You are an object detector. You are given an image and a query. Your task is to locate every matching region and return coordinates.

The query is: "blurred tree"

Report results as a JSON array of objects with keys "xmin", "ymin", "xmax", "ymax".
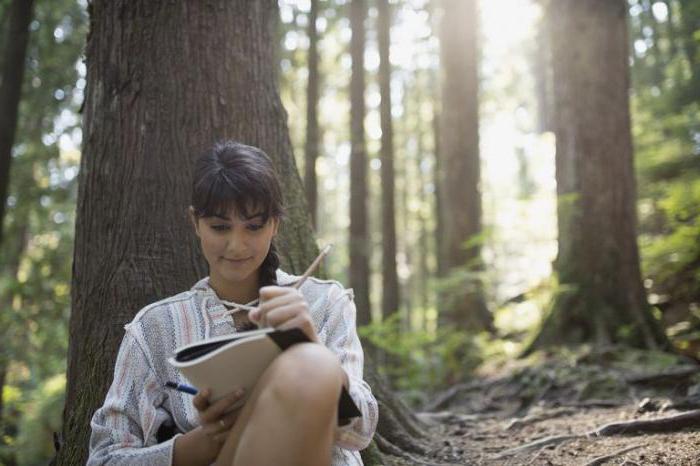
[
  {"xmin": 0, "ymin": 0, "xmax": 84, "ymax": 462},
  {"xmin": 304, "ymin": 0, "xmax": 321, "ymax": 229},
  {"xmin": 0, "ymin": 0, "xmax": 34, "ymax": 244},
  {"xmin": 349, "ymin": 0, "xmax": 372, "ymax": 325},
  {"xmin": 529, "ymin": 0, "xmax": 669, "ymax": 351},
  {"xmin": 437, "ymin": 0, "xmax": 492, "ymax": 332},
  {"xmin": 377, "ymin": 0, "xmax": 399, "ymax": 320}
]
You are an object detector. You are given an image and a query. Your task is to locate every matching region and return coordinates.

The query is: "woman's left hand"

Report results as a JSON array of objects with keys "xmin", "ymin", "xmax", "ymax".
[{"xmin": 250, "ymin": 286, "xmax": 319, "ymax": 342}]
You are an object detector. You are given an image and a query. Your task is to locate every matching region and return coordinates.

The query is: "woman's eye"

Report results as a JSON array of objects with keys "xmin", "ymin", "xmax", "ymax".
[
  {"xmin": 247, "ymin": 223, "xmax": 264, "ymax": 231},
  {"xmin": 211, "ymin": 224, "xmax": 230, "ymax": 232}
]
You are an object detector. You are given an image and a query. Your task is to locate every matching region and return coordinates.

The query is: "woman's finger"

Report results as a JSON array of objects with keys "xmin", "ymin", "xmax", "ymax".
[
  {"xmin": 253, "ymin": 289, "xmax": 304, "ymax": 324},
  {"xmin": 265, "ymin": 303, "xmax": 305, "ymax": 328},
  {"xmin": 192, "ymin": 388, "xmax": 211, "ymax": 412},
  {"xmin": 199, "ymin": 388, "xmax": 245, "ymax": 423}
]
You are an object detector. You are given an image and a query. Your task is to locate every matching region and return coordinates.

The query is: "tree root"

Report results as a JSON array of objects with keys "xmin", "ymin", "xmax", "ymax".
[
  {"xmin": 592, "ymin": 408, "xmax": 700, "ymax": 435},
  {"xmin": 504, "ymin": 407, "xmax": 576, "ymax": 431},
  {"xmin": 582, "ymin": 444, "xmax": 644, "ymax": 466},
  {"xmin": 495, "ymin": 408, "xmax": 700, "ymax": 459}
]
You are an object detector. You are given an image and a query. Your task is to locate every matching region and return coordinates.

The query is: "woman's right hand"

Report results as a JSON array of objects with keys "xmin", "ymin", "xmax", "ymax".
[
  {"xmin": 172, "ymin": 387, "xmax": 246, "ymax": 466},
  {"xmin": 193, "ymin": 387, "xmax": 246, "ymax": 446}
]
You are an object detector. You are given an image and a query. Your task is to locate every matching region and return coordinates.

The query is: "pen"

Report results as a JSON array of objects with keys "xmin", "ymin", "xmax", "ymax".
[{"xmin": 164, "ymin": 381, "xmax": 198, "ymax": 395}]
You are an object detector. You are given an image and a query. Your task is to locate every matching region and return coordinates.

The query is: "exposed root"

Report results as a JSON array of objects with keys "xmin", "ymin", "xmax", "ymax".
[
  {"xmin": 592, "ymin": 408, "xmax": 700, "ymax": 436},
  {"xmin": 494, "ymin": 408, "xmax": 700, "ymax": 460},
  {"xmin": 583, "ymin": 444, "xmax": 644, "ymax": 466}
]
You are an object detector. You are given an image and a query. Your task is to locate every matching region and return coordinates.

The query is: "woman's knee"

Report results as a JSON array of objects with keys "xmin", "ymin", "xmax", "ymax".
[{"xmin": 263, "ymin": 343, "xmax": 344, "ymax": 406}]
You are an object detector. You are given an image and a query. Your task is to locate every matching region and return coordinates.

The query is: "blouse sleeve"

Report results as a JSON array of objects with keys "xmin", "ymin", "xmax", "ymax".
[
  {"xmin": 87, "ymin": 325, "xmax": 177, "ymax": 466},
  {"xmin": 320, "ymin": 284, "xmax": 379, "ymax": 451}
]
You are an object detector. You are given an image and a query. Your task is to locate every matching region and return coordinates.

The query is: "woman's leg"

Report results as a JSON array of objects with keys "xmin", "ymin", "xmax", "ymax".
[{"xmin": 215, "ymin": 342, "xmax": 344, "ymax": 466}]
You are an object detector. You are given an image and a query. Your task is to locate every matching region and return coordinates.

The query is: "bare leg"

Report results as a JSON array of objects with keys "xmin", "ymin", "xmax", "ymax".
[{"xmin": 215, "ymin": 343, "xmax": 343, "ymax": 466}]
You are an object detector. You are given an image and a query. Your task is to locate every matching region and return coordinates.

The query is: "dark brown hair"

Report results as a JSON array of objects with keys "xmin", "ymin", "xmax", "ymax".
[{"xmin": 192, "ymin": 141, "xmax": 285, "ymax": 286}]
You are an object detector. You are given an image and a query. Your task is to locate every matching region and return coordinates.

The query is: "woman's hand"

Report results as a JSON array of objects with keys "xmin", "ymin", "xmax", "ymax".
[
  {"xmin": 173, "ymin": 387, "xmax": 245, "ymax": 466},
  {"xmin": 250, "ymin": 286, "xmax": 319, "ymax": 342},
  {"xmin": 193, "ymin": 387, "xmax": 245, "ymax": 446}
]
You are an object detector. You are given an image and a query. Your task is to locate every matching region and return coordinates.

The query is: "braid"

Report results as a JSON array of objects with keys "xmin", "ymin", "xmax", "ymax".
[{"xmin": 259, "ymin": 241, "xmax": 280, "ymax": 287}]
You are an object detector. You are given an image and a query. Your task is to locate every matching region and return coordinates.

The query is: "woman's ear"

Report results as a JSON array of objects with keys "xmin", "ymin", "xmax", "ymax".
[
  {"xmin": 271, "ymin": 217, "xmax": 280, "ymax": 237},
  {"xmin": 188, "ymin": 206, "xmax": 200, "ymax": 237}
]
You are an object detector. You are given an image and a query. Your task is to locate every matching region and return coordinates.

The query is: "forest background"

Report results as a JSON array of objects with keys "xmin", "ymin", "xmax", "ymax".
[{"xmin": 0, "ymin": 0, "xmax": 699, "ymax": 464}]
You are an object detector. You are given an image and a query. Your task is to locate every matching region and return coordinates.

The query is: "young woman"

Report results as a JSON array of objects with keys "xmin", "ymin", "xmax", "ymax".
[{"xmin": 88, "ymin": 141, "xmax": 378, "ymax": 466}]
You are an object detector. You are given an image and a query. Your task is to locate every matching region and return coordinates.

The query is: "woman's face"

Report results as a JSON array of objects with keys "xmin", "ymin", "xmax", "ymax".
[{"xmin": 191, "ymin": 207, "xmax": 279, "ymax": 290}]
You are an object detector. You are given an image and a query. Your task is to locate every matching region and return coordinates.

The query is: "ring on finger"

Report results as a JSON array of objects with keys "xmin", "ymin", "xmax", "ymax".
[{"xmin": 219, "ymin": 419, "xmax": 226, "ymax": 428}]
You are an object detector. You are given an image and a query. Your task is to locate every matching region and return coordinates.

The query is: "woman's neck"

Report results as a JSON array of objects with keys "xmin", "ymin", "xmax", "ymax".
[{"xmin": 209, "ymin": 270, "xmax": 260, "ymax": 304}]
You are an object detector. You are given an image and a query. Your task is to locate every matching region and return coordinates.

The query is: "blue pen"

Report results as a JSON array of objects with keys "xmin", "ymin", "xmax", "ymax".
[{"xmin": 164, "ymin": 381, "xmax": 198, "ymax": 395}]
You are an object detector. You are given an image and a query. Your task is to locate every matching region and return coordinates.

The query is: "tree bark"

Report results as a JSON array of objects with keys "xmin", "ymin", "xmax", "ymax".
[
  {"xmin": 0, "ymin": 0, "xmax": 34, "ymax": 245},
  {"xmin": 57, "ymin": 2, "xmax": 317, "ymax": 464},
  {"xmin": 349, "ymin": 0, "xmax": 372, "ymax": 326},
  {"xmin": 527, "ymin": 0, "xmax": 670, "ymax": 352},
  {"xmin": 304, "ymin": 0, "xmax": 320, "ymax": 229},
  {"xmin": 437, "ymin": 0, "xmax": 492, "ymax": 332},
  {"xmin": 377, "ymin": 0, "xmax": 399, "ymax": 320}
]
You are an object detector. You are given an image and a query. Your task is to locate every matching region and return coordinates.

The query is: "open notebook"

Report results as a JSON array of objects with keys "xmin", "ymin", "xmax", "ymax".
[{"xmin": 168, "ymin": 327, "xmax": 361, "ymax": 421}]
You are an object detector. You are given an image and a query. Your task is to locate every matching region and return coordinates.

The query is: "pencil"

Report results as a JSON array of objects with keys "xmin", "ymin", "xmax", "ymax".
[{"xmin": 293, "ymin": 244, "xmax": 332, "ymax": 289}]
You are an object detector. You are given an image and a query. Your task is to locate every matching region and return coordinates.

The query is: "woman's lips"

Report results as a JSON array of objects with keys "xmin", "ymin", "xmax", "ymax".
[{"xmin": 222, "ymin": 257, "xmax": 251, "ymax": 263}]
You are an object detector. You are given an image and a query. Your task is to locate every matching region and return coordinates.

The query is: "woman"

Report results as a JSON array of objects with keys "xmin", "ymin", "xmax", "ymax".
[{"xmin": 88, "ymin": 141, "xmax": 378, "ymax": 466}]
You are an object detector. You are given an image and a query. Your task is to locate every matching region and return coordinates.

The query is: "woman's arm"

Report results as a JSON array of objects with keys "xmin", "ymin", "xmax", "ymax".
[
  {"xmin": 89, "ymin": 326, "xmax": 223, "ymax": 466},
  {"xmin": 88, "ymin": 328, "xmax": 176, "ymax": 465}
]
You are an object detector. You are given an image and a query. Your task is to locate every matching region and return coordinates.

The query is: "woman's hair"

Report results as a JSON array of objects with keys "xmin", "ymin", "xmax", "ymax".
[{"xmin": 192, "ymin": 140, "xmax": 285, "ymax": 286}]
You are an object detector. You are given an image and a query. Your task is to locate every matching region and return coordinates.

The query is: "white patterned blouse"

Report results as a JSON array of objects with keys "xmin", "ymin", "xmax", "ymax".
[{"xmin": 87, "ymin": 269, "xmax": 378, "ymax": 466}]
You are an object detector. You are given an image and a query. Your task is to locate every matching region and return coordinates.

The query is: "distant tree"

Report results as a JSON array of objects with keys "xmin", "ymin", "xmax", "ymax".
[
  {"xmin": 377, "ymin": 0, "xmax": 399, "ymax": 319},
  {"xmin": 0, "ymin": 0, "xmax": 34, "ymax": 244},
  {"xmin": 349, "ymin": 0, "xmax": 372, "ymax": 325},
  {"xmin": 304, "ymin": 0, "xmax": 321, "ymax": 229},
  {"xmin": 437, "ymin": 0, "xmax": 492, "ymax": 332},
  {"xmin": 528, "ymin": 0, "xmax": 669, "ymax": 351}
]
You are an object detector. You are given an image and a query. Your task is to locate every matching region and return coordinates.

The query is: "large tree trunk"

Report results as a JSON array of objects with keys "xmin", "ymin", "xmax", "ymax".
[
  {"xmin": 528, "ymin": 0, "xmax": 670, "ymax": 351},
  {"xmin": 56, "ymin": 2, "xmax": 317, "ymax": 464},
  {"xmin": 349, "ymin": 0, "xmax": 372, "ymax": 326},
  {"xmin": 0, "ymin": 0, "xmax": 34, "ymax": 245},
  {"xmin": 377, "ymin": 0, "xmax": 399, "ymax": 320},
  {"xmin": 437, "ymin": 0, "xmax": 492, "ymax": 332},
  {"xmin": 304, "ymin": 0, "xmax": 320, "ymax": 229},
  {"xmin": 56, "ymin": 2, "xmax": 435, "ymax": 465}
]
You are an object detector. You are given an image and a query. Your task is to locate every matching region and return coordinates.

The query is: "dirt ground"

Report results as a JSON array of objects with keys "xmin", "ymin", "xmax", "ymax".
[{"xmin": 413, "ymin": 348, "xmax": 700, "ymax": 465}]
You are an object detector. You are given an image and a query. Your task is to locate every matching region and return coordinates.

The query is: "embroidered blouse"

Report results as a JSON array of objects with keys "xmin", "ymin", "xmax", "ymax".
[{"xmin": 87, "ymin": 270, "xmax": 378, "ymax": 466}]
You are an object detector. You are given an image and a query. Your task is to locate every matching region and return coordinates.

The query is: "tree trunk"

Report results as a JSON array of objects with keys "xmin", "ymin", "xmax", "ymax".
[
  {"xmin": 527, "ymin": 0, "xmax": 670, "ymax": 352},
  {"xmin": 377, "ymin": 0, "xmax": 399, "ymax": 320},
  {"xmin": 437, "ymin": 0, "xmax": 492, "ymax": 332},
  {"xmin": 349, "ymin": 0, "xmax": 372, "ymax": 326},
  {"xmin": 0, "ymin": 0, "xmax": 34, "ymax": 245},
  {"xmin": 57, "ymin": 2, "xmax": 317, "ymax": 464},
  {"xmin": 533, "ymin": 6, "xmax": 554, "ymax": 134},
  {"xmin": 304, "ymin": 0, "xmax": 321, "ymax": 229}
]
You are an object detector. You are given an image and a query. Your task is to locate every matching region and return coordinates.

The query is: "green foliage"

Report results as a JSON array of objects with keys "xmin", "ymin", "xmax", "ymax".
[
  {"xmin": 1, "ymin": 0, "xmax": 86, "ymax": 459},
  {"xmin": 359, "ymin": 314, "xmax": 482, "ymax": 404},
  {"xmin": 15, "ymin": 374, "xmax": 65, "ymax": 466},
  {"xmin": 629, "ymin": 0, "xmax": 700, "ymax": 349}
]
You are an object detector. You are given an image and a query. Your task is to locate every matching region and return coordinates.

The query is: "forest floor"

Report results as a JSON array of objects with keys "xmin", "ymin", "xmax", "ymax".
[{"xmin": 415, "ymin": 346, "xmax": 700, "ymax": 466}]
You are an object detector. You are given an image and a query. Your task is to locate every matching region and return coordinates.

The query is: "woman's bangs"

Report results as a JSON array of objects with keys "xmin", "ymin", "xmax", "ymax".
[{"xmin": 196, "ymin": 172, "xmax": 272, "ymax": 221}]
